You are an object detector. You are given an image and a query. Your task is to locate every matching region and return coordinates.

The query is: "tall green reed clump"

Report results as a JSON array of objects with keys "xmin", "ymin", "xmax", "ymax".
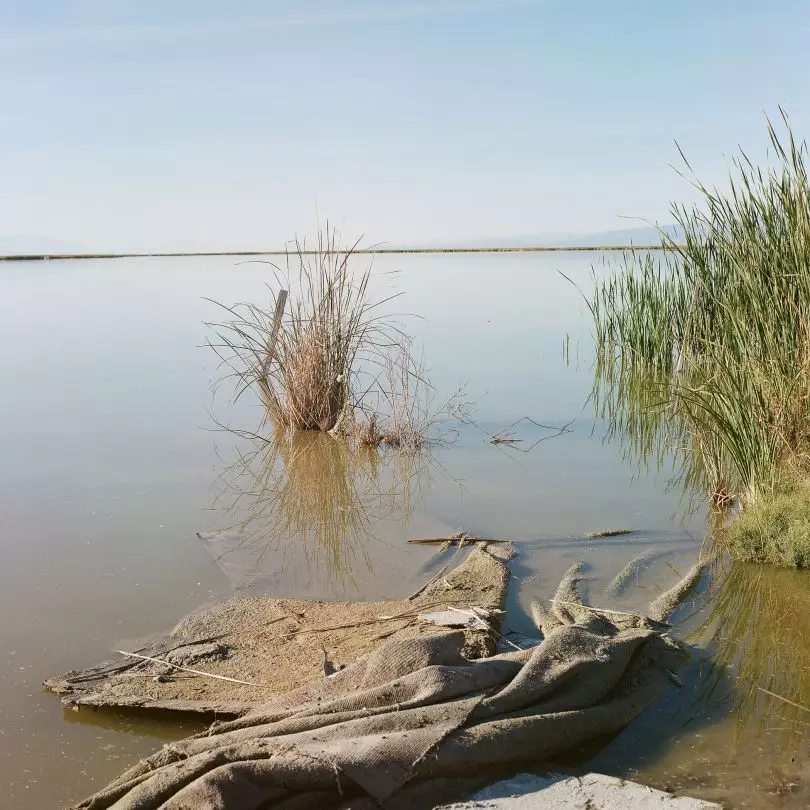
[{"xmin": 591, "ymin": 113, "xmax": 810, "ymax": 508}]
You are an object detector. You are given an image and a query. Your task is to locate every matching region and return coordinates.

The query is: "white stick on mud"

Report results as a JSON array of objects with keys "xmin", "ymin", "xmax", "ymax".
[{"xmin": 113, "ymin": 649, "xmax": 268, "ymax": 688}]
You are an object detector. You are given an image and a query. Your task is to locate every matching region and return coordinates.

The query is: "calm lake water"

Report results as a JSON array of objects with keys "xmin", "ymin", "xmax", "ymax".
[{"xmin": 0, "ymin": 252, "xmax": 807, "ymax": 808}]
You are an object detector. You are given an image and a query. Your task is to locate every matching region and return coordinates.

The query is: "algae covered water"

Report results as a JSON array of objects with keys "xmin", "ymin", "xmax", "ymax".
[{"xmin": 0, "ymin": 253, "xmax": 806, "ymax": 808}]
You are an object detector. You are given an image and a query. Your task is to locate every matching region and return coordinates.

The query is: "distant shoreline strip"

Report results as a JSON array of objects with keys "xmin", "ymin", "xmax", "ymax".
[{"xmin": 0, "ymin": 244, "xmax": 677, "ymax": 262}]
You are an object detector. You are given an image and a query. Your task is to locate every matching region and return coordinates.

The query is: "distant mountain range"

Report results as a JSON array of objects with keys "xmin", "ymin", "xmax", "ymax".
[
  {"xmin": 427, "ymin": 224, "xmax": 683, "ymax": 250},
  {"xmin": 556, "ymin": 224, "xmax": 682, "ymax": 247}
]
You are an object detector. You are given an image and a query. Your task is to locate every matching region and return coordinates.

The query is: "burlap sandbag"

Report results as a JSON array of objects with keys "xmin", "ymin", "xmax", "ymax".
[{"xmin": 73, "ymin": 560, "xmax": 700, "ymax": 810}]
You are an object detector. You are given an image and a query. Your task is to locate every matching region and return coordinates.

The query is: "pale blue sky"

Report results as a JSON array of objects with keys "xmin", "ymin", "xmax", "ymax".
[{"xmin": 1, "ymin": 1, "xmax": 808, "ymax": 250}]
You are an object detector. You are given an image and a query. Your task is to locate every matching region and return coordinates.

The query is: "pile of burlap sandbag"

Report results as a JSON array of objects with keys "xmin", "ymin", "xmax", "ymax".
[{"xmin": 72, "ymin": 557, "xmax": 703, "ymax": 810}]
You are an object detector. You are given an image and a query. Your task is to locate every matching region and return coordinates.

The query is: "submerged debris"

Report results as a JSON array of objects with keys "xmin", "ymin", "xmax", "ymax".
[
  {"xmin": 407, "ymin": 535, "xmax": 507, "ymax": 546},
  {"xmin": 488, "ymin": 417, "xmax": 574, "ymax": 451},
  {"xmin": 585, "ymin": 528, "xmax": 638, "ymax": 539}
]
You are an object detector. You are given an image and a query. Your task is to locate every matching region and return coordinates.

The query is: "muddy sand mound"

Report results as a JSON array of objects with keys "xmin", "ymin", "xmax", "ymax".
[{"xmin": 45, "ymin": 544, "xmax": 512, "ymax": 716}]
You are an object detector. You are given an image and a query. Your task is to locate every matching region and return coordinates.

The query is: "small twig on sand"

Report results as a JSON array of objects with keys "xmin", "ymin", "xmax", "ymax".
[
  {"xmin": 298, "ymin": 605, "xmax": 430, "ymax": 634},
  {"xmin": 407, "ymin": 565, "xmax": 450, "ymax": 600},
  {"xmin": 63, "ymin": 633, "xmax": 236, "ymax": 685},
  {"xmin": 368, "ymin": 621, "xmax": 416, "ymax": 644},
  {"xmin": 300, "ymin": 596, "xmax": 481, "ymax": 635},
  {"xmin": 121, "ymin": 673, "xmax": 199, "ymax": 680},
  {"xmin": 113, "ymin": 650, "xmax": 268, "ymax": 688}
]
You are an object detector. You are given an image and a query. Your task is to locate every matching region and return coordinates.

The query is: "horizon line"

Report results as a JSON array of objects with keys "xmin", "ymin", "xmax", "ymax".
[{"xmin": 0, "ymin": 244, "xmax": 677, "ymax": 262}]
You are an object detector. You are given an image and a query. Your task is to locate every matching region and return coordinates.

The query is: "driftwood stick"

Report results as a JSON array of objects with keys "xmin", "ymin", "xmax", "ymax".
[
  {"xmin": 408, "ymin": 537, "xmax": 507, "ymax": 545},
  {"xmin": 113, "ymin": 650, "xmax": 268, "ymax": 688},
  {"xmin": 64, "ymin": 633, "xmax": 235, "ymax": 684},
  {"xmin": 489, "ymin": 417, "xmax": 574, "ymax": 452}
]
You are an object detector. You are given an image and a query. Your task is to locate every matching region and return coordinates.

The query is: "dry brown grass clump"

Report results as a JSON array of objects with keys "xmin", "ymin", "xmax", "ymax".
[
  {"xmin": 347, "ymin": 344, "xmax": 469, "ymax": 452},
  {"xmin": 208, "ymin": 226, "xmax": 465, "ymax": 449},
  {"xmin": 278, "ymin": 328, "xmax": 347, "ymax": 431}
]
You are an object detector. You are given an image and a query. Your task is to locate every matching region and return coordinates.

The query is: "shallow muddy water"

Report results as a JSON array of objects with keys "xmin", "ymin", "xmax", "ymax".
[{"xmin": 0, "ymin": 252, "xmax": 807, "ymax": 808}]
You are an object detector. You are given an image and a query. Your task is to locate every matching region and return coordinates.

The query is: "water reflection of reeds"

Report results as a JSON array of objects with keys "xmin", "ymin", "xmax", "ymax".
[
  {"xmin": 693, "ymin": 558, "xmax": 810, "ymax": 736},
  {"xmin": 211, "ymin": 426, "xmax": 430, "ymax": 589}
]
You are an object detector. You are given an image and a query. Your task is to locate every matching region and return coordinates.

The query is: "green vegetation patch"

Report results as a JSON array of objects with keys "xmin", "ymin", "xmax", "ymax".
[{"xmin": 723, "ymin": 481, "xmax": 810, "ymax": 568}]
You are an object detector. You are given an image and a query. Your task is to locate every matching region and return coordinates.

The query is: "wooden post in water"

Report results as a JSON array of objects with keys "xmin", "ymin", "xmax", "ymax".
[{"xmin": 259, "ymin": 290, "xmax": 288, "ymax": 405}]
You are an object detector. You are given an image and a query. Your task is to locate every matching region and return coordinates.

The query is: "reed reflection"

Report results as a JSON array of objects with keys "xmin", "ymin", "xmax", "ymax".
[{"xmin": 204, "ymin": 425, "xmax": 431, "ymax": 591}]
